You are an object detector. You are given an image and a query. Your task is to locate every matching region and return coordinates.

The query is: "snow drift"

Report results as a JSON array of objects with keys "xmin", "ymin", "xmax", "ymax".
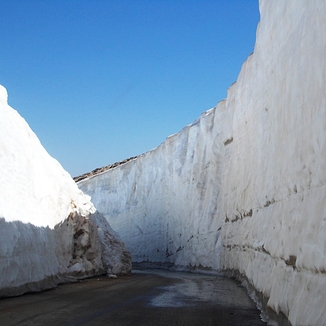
[
  {"xmin": 78, "ymin": 1, "xmax": 326, "ymax": 325},
  {"xmin": 0, "ymin": 85, "xmax": 131, "ymax": 297}
]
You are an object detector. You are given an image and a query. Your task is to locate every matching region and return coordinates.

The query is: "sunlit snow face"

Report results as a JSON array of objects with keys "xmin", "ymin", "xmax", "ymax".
[{"xmin": 0, "ymin": 85, "xmax": 8, "ymax": 104}]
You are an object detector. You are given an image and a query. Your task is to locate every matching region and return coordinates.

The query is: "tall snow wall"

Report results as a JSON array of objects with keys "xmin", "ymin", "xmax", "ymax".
[
  {"xmin": 78, "ymin": 1, "xmax": 326, "ymax": 325},
  {"xmin": 0, "ymin": 86, "xmax": 131, "ymax": 297}
]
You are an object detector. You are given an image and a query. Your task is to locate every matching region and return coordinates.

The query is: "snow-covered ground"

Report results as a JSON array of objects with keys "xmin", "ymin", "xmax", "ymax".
[
  {"xmin": 0, "ymin": 85, "xmax": 131, "ymax": 297},
  {"xmin": 78, "ymin": 1, "xmax": 326, "ymax": 325}
]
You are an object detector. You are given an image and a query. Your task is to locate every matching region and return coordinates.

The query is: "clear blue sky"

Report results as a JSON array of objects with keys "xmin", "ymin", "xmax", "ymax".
[{"xmin": 0, "ymin": 0, "xmax": 259, "ymax": 177}]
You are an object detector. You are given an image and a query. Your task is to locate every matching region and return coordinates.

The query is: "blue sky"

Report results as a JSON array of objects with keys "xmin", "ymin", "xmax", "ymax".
[{"xmin": 0, "ymin": 0, "xmax": 260, "ymax": 177}]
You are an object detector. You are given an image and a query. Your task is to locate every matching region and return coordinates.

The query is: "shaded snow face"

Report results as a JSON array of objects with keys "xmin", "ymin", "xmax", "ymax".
[
  {"xmin": 78, "ymin": 108, "xmax": 224, "ymax": 271},
  {"xmin": 0, "ymin": 211, "xmax": 132, "ymax": 298}
]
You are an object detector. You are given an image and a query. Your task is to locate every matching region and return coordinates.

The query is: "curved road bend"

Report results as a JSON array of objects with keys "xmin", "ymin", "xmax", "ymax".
[{"xmin": 0, "ymin": 270, "xmax": 265, "ymax": 326}]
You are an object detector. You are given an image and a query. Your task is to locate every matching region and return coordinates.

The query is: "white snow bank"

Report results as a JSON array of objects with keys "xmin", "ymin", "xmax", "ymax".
[
  {"xmin": 0, "ymin": 87, "xmax": 131, "ymax": 297},
  {"xmin": 78, "ymin": 1, "xmax": 326, "ymax": 325},
  {"xmin": 0, "ymin": 85, "xmax": 94, "ymax": 228}
]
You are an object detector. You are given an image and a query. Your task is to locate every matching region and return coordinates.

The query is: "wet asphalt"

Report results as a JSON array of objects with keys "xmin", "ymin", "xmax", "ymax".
[{"xmin": 0, "ymin": 269, "xmax": 266, "ymax": 326}]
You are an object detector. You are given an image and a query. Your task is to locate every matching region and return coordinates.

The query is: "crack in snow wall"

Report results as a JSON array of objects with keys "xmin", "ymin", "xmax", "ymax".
[{"xmin": 78, "ymin": 1, "xmax": 326, "ymax": 325}]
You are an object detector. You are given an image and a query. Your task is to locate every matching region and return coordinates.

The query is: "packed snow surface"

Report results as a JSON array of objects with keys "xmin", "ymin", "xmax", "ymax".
[
  {"xmin": 0, "ymin": 86, "xmax": 131, "ymax": 297},
  {"xmin": 78, "ymin": 1, "xmax": 326, "ymax": 325}
]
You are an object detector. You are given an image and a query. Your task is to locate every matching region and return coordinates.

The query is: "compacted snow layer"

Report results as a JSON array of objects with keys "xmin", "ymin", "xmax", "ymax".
[
  {"xmin": 78, "ymin": 110, "xmax": 225, "ymax": 270},
  {"xmin": 78, "ymin": 1, "xmax": 326, "ymax": 324},
  {"xmin": 0, "ymin": 86, "xmax": 131, "ymax": 297}
]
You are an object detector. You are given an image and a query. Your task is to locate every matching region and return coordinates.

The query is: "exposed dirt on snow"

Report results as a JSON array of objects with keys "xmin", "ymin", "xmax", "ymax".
[{"xmin": 73, "ymin": 156, "xmax": 138, "ymax": 183}]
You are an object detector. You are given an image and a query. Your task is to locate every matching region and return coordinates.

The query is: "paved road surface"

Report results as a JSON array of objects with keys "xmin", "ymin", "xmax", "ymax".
[{"xmin": 0, "ymin": 270, "xmax": 265, "ymax": 325}]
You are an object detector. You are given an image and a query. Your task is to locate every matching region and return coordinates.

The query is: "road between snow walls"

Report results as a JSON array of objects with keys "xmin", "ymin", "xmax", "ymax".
[{"xmin": 77, "ymin": 1, "xmax": 326, "ymax": 325}]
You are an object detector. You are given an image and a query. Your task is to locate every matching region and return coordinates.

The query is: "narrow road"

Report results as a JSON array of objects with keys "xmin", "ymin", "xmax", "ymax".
[{"xmin": 0, "ymin": 270, "xmax": 265, "ymax": 325}]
